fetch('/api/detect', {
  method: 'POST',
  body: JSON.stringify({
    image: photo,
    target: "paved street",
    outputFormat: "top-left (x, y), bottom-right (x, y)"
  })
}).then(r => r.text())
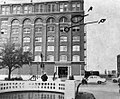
top-left (79, 81), bottom-right (120, 99)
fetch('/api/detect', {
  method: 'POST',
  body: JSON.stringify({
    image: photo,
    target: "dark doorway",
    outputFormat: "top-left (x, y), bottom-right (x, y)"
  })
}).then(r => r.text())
top-left (58, 67), bottom-right (68, 78)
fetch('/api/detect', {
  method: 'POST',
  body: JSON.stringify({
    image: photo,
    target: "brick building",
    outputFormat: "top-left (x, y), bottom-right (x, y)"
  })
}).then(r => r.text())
top-left (0, 0), bottom-right (86, 80)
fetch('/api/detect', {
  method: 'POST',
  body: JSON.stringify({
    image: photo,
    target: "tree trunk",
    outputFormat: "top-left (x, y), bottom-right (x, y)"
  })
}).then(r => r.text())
top-left (8, 68), bottom-right (12, 80)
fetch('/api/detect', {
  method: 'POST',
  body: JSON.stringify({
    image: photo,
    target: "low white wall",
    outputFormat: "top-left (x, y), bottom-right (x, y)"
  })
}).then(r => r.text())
top-left (0, 79), bottom-right (79, 99)
top-left (0, 75), bottom-right (84, 82)
top-left (0, 80), bottom-right (65, 93)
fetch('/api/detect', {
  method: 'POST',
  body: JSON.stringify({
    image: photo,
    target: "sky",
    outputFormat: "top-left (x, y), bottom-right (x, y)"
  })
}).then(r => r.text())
top-left (84, 0), bottom-right (120, 73)
top-left (0, 0), bottom-right (119, 73)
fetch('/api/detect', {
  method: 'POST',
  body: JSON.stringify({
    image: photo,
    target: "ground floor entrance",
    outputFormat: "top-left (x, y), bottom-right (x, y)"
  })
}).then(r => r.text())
top-left (58, 67), bottom-right (68, 78)
top-left (55, 65), bottom-right (71, 78)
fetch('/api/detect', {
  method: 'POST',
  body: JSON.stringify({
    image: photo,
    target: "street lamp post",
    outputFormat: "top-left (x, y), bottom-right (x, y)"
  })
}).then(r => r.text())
top-left (40, 53), bottom-right (44, 75)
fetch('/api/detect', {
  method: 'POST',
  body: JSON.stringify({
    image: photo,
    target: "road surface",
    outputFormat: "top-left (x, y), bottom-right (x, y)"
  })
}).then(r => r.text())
top-left (79, 81), bottom-right (120, 99)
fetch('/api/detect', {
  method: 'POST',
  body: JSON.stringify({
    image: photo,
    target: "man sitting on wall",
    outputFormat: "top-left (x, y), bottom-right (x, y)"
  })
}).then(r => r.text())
top-left (41, 72), bottom-right (48, 81)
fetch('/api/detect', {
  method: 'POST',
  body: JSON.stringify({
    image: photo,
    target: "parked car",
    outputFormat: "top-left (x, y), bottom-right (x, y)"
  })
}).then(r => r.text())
top-left (87, 75), bottom-right (106, 84)
top-left (112, 76), bottom-right (120, 83)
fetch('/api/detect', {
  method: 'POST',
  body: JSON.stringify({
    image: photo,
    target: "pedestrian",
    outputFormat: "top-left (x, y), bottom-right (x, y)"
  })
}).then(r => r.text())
top-left (41, 72), bottom-right (48, 81)
top-left (82, 77), bottom-right (87, 85)
top-left (53, 72), bottom-right (57, 81)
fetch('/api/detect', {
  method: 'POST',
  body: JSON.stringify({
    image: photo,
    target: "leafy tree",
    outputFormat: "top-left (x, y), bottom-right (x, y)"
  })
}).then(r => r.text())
top-left (0, 42), bottom-right (33, 80)
top-left (22, 51), bottom-right (33, 75)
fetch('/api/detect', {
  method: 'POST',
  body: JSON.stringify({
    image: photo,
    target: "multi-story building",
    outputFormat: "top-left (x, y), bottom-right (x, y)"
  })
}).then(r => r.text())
top-left (0, 0), bottom-right (86, 80)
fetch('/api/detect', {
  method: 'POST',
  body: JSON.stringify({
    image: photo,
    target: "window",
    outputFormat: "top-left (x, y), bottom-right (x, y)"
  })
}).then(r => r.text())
top-left (60, 46), bottom-right (67, 51)
top-left (72, 16), bottom-right (82, 23)
top-left (12, 20), bottom-right (20, 26)
top-left (47, 18), bottom-right (55, 33)
top-left (34, 55), bottom-right (41, 62)
top-left (23, 28), bottom-right (31, 34)
top-left (11, 37), bottom-right (19, 43)
top-left (11, 20), bottom-right (20, 35)
top-left (1, 6), bottom-right (10, 15)
top-left (76, 3), bottom-right (80, 11)
top-left (35, 46), bottom-right (42, 51)
top-left (73, 45), bottom-right (80, 51)
top-left (1, 28), bottom-right (8, 34)
top-left (60, 26), bottom-right (66, 33)
top-left (1, 20), bottom-right (8, 35)
top-left (35, 37), bottom-right (42, 42)
top-left (12, 28), bottom-right (19, 34)
top-left (35, 4), bottom-right (44, 13)
top-left (47, 26), bottom-right (55, 32)
top-left (1, 7), bottom-right (5, 14)
top-left (60, 36), bottom-right (67, 42)
top-left (47, 36), bottom-right (54, 42)
top-left (47, 17), bottom-right (55, 24)
top-left (1, 20), bottom-right (8, 26)
top-left (47, 4), bottom-right (56, 12)
top-left (23, 19), bottom-right (31, 25)
top-left (60, 3), bottom-right (68, 12)
top-left (72, 3), bottom-right (80, 11)
top-left (47, 46), bottom-right (54, 51)
top-left (23, 19), bottom-right (31, 35)
top-left (59, 17), bottom-right (68, 23)
top-left (12, 5), bottom-right (21, 14)
top-left (35, 19), bottom-right (43, 34)
top-left (47, 4), bottom-right (51, 12)
top-left (24, 6), bottom-right (28, 13)
top-left (35, 27), bottom-right (42, 33)
top-left (60, 4), bottom-right (64, 12)
top-left (60, 55), bottom-right (67, 61)
top-left (73, 36), bottom-right (80, 42)
top-left (35, 19), bottom-right (43, 24)
top-left (47, 55), bottom-right (54, 61)
top-left (72, 26), bottom-right (80, 32)
top-left (72, 55), bottom-right (80, 61)
top-left (23, 46), bottom-right (30, 52)
top-left (23, 5), bottom-right (32, 14)
top-left (72, 3), bottom-right (76, 11)
top-left (23, 37), bottom-right (30, 43)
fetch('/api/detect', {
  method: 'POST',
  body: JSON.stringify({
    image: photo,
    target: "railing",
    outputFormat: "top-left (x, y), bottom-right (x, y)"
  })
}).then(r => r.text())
top-left (0, 80), bottom-right (65, 94)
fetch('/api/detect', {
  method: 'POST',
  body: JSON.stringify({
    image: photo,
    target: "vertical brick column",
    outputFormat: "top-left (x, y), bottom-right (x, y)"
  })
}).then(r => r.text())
top-left (42, 23), bottom-right (47, 61)
top-left (7, 24), bottom-right (11, 41)
top-left (68, 22), bottom-right (72, 61)
top-left (19, 24), bottom-right (23, 46)
top-left (55, 23), bottom-right (59, 61)
top-left (31, 24), bottom-right (34, 54)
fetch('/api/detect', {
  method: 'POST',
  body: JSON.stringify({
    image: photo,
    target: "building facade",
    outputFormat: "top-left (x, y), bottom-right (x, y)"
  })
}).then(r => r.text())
top-left (0, 0), bottom-right (86, 79)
